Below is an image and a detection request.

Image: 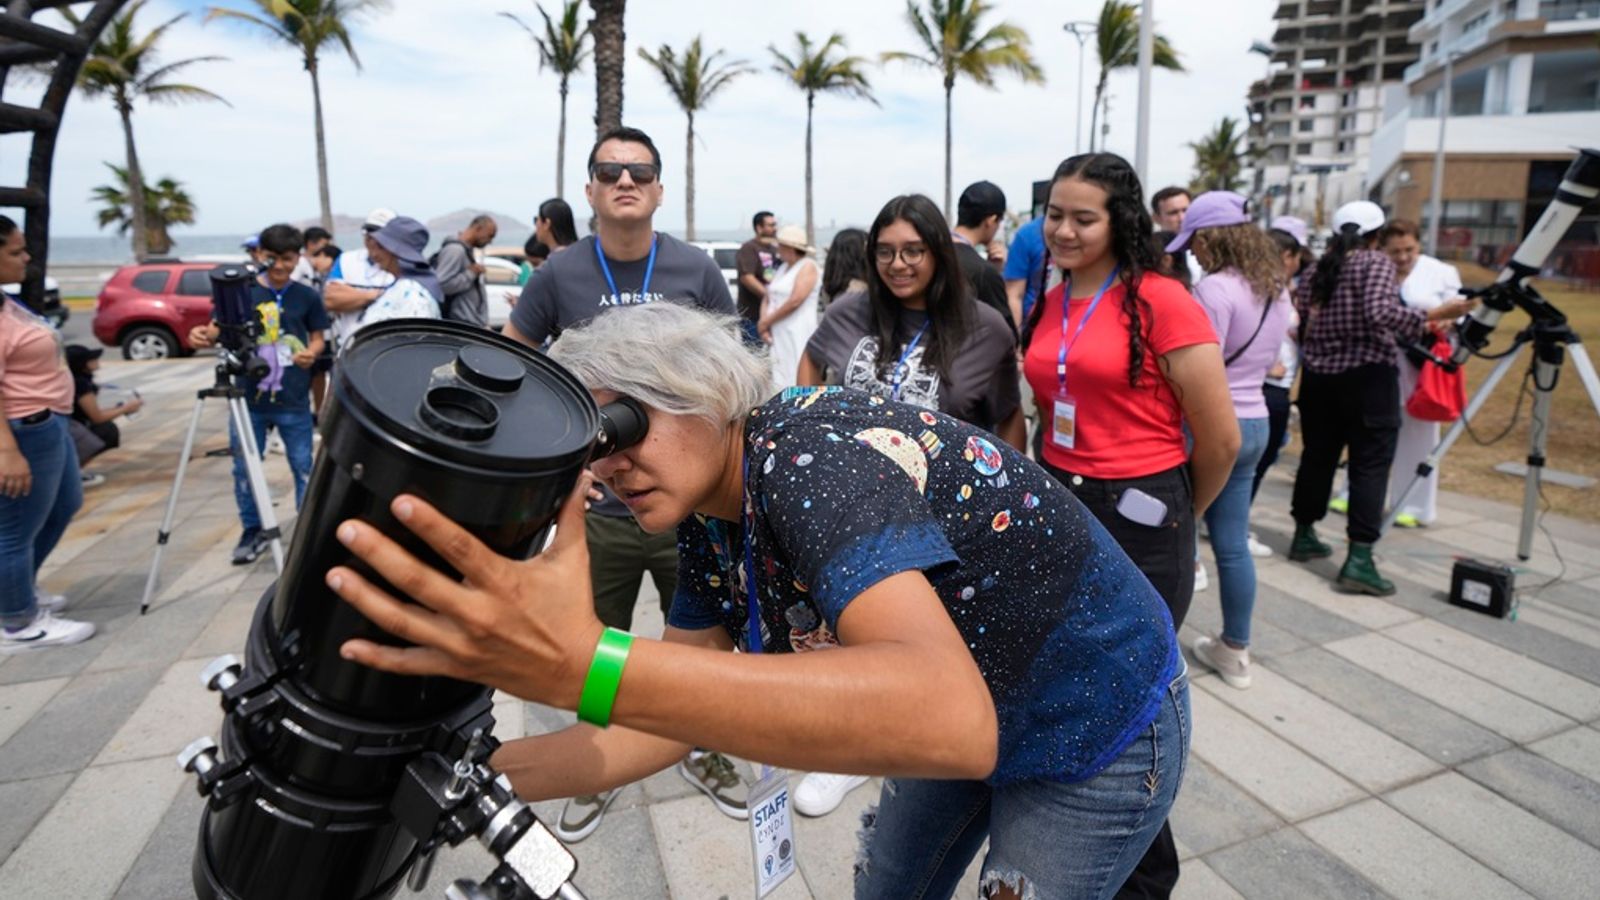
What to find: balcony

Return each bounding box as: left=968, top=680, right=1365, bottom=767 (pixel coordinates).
left=1403, top=8, right=1505, bottom=82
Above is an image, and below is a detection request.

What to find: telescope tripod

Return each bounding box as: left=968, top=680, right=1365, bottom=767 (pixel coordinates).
left=139, top=357, right=285, bottom=614
left=1385, top=317, right=1600, bottom=560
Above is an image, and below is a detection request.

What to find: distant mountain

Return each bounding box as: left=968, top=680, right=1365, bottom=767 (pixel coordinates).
left=426, top=209, right=530, bottom=239
left=293, top=213, right=367, bottom=234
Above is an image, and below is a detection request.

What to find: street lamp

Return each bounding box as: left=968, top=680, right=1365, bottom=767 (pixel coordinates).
left=1064, top=21, right=1097, bottom=155
left=1426, top=50, right=1460, bottom=257
left=1135, top=0, right=1155, bottom=188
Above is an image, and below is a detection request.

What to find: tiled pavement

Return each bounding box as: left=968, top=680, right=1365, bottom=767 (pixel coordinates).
left=2, top=355, right=1598, bottom=899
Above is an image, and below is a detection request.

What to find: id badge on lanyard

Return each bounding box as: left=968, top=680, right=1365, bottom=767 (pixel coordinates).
left=1052, top=267, right=1119, bottom=450
left=737, top=455, right=798, bottom=897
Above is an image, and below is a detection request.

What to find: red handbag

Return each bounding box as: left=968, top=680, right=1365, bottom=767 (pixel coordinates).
left=1406, top=333, right=1467, bottom=422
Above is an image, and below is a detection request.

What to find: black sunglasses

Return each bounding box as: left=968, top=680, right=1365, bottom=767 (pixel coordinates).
left=590, top=162, right=660, bottom=185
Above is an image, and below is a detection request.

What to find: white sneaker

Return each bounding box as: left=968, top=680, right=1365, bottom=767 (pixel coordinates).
left=794, top=772, right=869, bottom=817
left=1194, top=563, right=1210, bottom=592
left=34, top=587, right=68, bottom=613
left=1192, top=634, right=1252, bottom=690
left=1, top=611, right=95, bottom=654
left=1247, top=532, right=1273, bottom=558
left=265, top=431, right=285, bottom=455
left=553, top=789, right=618, bottom=843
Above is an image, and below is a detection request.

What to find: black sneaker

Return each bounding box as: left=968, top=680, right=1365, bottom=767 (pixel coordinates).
left=231, top=528, right=263, bottom=565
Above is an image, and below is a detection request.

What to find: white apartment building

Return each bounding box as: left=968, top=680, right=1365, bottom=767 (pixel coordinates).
left=1367, top=0, right=1600, bottom=278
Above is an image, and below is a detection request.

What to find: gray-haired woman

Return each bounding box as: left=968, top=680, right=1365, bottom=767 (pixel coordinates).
left=326, top=303, right=1189, bottom=899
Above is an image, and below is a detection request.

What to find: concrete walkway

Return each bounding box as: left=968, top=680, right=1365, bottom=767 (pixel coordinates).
left=2, top=355, right=1598, bottom=899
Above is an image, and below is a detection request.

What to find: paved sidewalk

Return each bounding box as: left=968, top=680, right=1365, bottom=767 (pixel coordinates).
left=2, top=355, right=1598, bottom=899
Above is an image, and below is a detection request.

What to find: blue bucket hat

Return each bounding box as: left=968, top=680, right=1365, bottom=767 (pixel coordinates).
left=370, top=216, right=430, bottom=266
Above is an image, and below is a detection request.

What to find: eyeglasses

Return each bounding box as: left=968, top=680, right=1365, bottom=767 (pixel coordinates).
left=874, top=245, right=927, bottom=267
left=590, top=162, right=660, bottom=185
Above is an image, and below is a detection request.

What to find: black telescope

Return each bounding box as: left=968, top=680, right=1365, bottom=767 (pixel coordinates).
left=179, top=320, right=647, bottom=899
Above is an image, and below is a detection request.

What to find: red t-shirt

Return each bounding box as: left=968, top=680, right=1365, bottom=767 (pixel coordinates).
left=1023, top=272, right=1217, bottom=478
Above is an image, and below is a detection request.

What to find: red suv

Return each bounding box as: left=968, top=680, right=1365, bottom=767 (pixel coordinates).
left=93, top=261, right=221, bottom=360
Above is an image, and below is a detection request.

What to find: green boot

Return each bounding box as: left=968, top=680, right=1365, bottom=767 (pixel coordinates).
left=1337, top=542, right=1395, bottom=596
left=1288, top=522, right=1333, bottom=561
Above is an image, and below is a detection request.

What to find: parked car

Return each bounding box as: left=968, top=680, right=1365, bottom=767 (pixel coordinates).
left=1, top=275, right=66, bottom=327
left=481, top=255, right=522, bottom=330
left=93, top=261, right=223, bottom=360
left=690, top=241, right=741, bottom=296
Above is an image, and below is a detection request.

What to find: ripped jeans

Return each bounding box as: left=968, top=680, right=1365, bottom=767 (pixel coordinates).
left=854, top=670, right=1189, bottom=900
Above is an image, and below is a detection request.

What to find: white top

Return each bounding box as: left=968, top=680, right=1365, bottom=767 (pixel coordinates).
left=328, top=248, right=396, bottom=348
left=1399, top=255, right=1462, bottom=312
left=356, top=278, right=440, bottom=334
left=764, top=258, right=821, bottom=390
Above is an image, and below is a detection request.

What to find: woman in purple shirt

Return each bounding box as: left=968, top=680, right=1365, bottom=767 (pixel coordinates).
left=1165, top=193, right=1292, bottom=689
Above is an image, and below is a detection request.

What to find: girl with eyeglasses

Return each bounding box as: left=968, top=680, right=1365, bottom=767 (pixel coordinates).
left=799, top=194, right=1025, bottom=451
left=1019, top=154, right=1237, bottom=896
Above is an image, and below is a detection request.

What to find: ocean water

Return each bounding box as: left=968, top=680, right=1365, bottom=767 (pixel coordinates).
left=47, top=226, right=844, bottom=265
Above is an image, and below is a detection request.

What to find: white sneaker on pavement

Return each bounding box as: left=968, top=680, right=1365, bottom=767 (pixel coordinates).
left=265, top=431, right=285, bottom=455
left=794, top=772, right=869, bottom=817
left=678, top=751, right=748, bottom=819
left=1192, top=634, right=1252, bottom=690
left=1194, top=563, right=1210, bottom=592
left=1, top=611, right=95, bottom=654
left=1247, top=532, right=1273, bottom=558
left=553, top=790, right=618, bottom=843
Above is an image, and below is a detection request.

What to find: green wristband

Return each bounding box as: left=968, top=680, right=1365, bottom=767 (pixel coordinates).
left=577, top=627, right=634, bottom=728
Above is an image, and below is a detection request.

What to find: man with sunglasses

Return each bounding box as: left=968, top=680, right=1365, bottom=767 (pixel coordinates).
left=505, top=126, right=739, bottom=842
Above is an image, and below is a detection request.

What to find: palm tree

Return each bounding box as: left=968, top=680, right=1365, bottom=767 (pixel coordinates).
left=589, top=0, right=626, bottom=136
left=636, top=37, right=749, bottom=240
left=62, top=0, right=226, bottom=260
left=501, top=0, right=591, bottom=199
left=92, top=164, right=198, bottom=256
left=769, top=32, right=877, bottom=245
left=884, top=0, right=1043, bottom=220
left=1187, top=117, right=1251, bottom=193
left=206, top=0, right=389, bottom=231
left=1090, top=0, right=1182, bottom=153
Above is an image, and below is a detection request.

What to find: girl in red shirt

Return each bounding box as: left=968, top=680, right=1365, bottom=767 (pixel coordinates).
left=1020, top=155, right=1238, bottom=895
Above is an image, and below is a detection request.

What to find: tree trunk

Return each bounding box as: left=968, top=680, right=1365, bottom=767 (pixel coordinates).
left=148, top=220, right=173, bottom=256
left=557, top=78, right=569, bottom=199
left=943, top=76, right=954, bottom=223
left=684, top=110, right=695, bottom=241
left=590, top=0, right=626, bottom=137
left=1090, top=72, right=1106, bottom=153
left=117, top=100, right=149, bottom=260
left=308, top=58, right=334, bottom=232
left=804, top=90, right=815, bottom=246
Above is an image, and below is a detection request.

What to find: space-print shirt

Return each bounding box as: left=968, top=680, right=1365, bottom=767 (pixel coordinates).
left=669, top=387, right=1179, bottom=785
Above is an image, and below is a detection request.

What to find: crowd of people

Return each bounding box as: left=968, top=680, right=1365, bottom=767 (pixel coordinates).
left=1, top=122, right=1477, bottom=898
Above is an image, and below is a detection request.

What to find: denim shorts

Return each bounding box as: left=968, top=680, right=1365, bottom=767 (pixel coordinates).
left=854, top=668, right=1191, bottom=899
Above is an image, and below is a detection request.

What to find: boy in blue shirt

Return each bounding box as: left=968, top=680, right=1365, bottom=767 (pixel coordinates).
left=189, top=224, right=329, bottom=563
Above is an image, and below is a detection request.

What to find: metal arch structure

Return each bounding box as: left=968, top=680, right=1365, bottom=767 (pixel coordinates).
left=0, top=0, right=131, bottom=310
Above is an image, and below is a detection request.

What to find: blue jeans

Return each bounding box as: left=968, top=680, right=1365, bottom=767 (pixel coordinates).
left=229, top=406, right=314, bottom=531
left=1203, top=417, right=1269, bottom=647
left=1, top=414, right=82, bottom=628
left=854, top=671, right=1190, bottom=900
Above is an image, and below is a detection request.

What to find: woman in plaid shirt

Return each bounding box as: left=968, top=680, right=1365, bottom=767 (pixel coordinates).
left=1287, top=202, right=1472, bottom=594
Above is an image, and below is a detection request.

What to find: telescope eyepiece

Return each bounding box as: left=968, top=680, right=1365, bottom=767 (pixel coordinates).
left=593, top=397, right=649, bottom=461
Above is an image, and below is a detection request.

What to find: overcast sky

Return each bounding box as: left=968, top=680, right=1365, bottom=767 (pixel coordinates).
left=10, top=0, right=1279, bottom=237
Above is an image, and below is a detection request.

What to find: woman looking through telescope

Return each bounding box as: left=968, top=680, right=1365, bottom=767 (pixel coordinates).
left=324, top=302, right=1190, bottom=900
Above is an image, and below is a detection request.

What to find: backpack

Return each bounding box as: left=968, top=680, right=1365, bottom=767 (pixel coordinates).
left=428, top=237, right=472, bottom=320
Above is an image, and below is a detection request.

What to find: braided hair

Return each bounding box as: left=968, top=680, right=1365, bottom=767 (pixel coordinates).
left=1309, top=223, right=1379, bottom=307
left=1021, top=153, right=1161, bottom=388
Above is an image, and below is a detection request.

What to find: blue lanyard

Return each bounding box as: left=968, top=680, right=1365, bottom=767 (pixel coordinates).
left=889, top=320, right=931, bottom=402
left=739, top=455, right=763, bottom=654
left=593, top=234, right=658, bottom=301
left=1056, top=266, right=1120, bottom=395
left=259, top=276, right=290, bottom=311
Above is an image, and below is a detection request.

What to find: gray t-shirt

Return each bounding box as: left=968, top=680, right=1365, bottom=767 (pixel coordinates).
left=511, top=233, right=733, bottom=343
left=804, top=292, right=1021, bottom=432
left=511, top=232, right=734, bottom=516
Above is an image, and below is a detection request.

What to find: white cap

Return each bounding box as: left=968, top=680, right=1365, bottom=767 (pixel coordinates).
left=362, top=207, right=398, bottom=231
left=1331, top=200, right=1385, bottom=235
